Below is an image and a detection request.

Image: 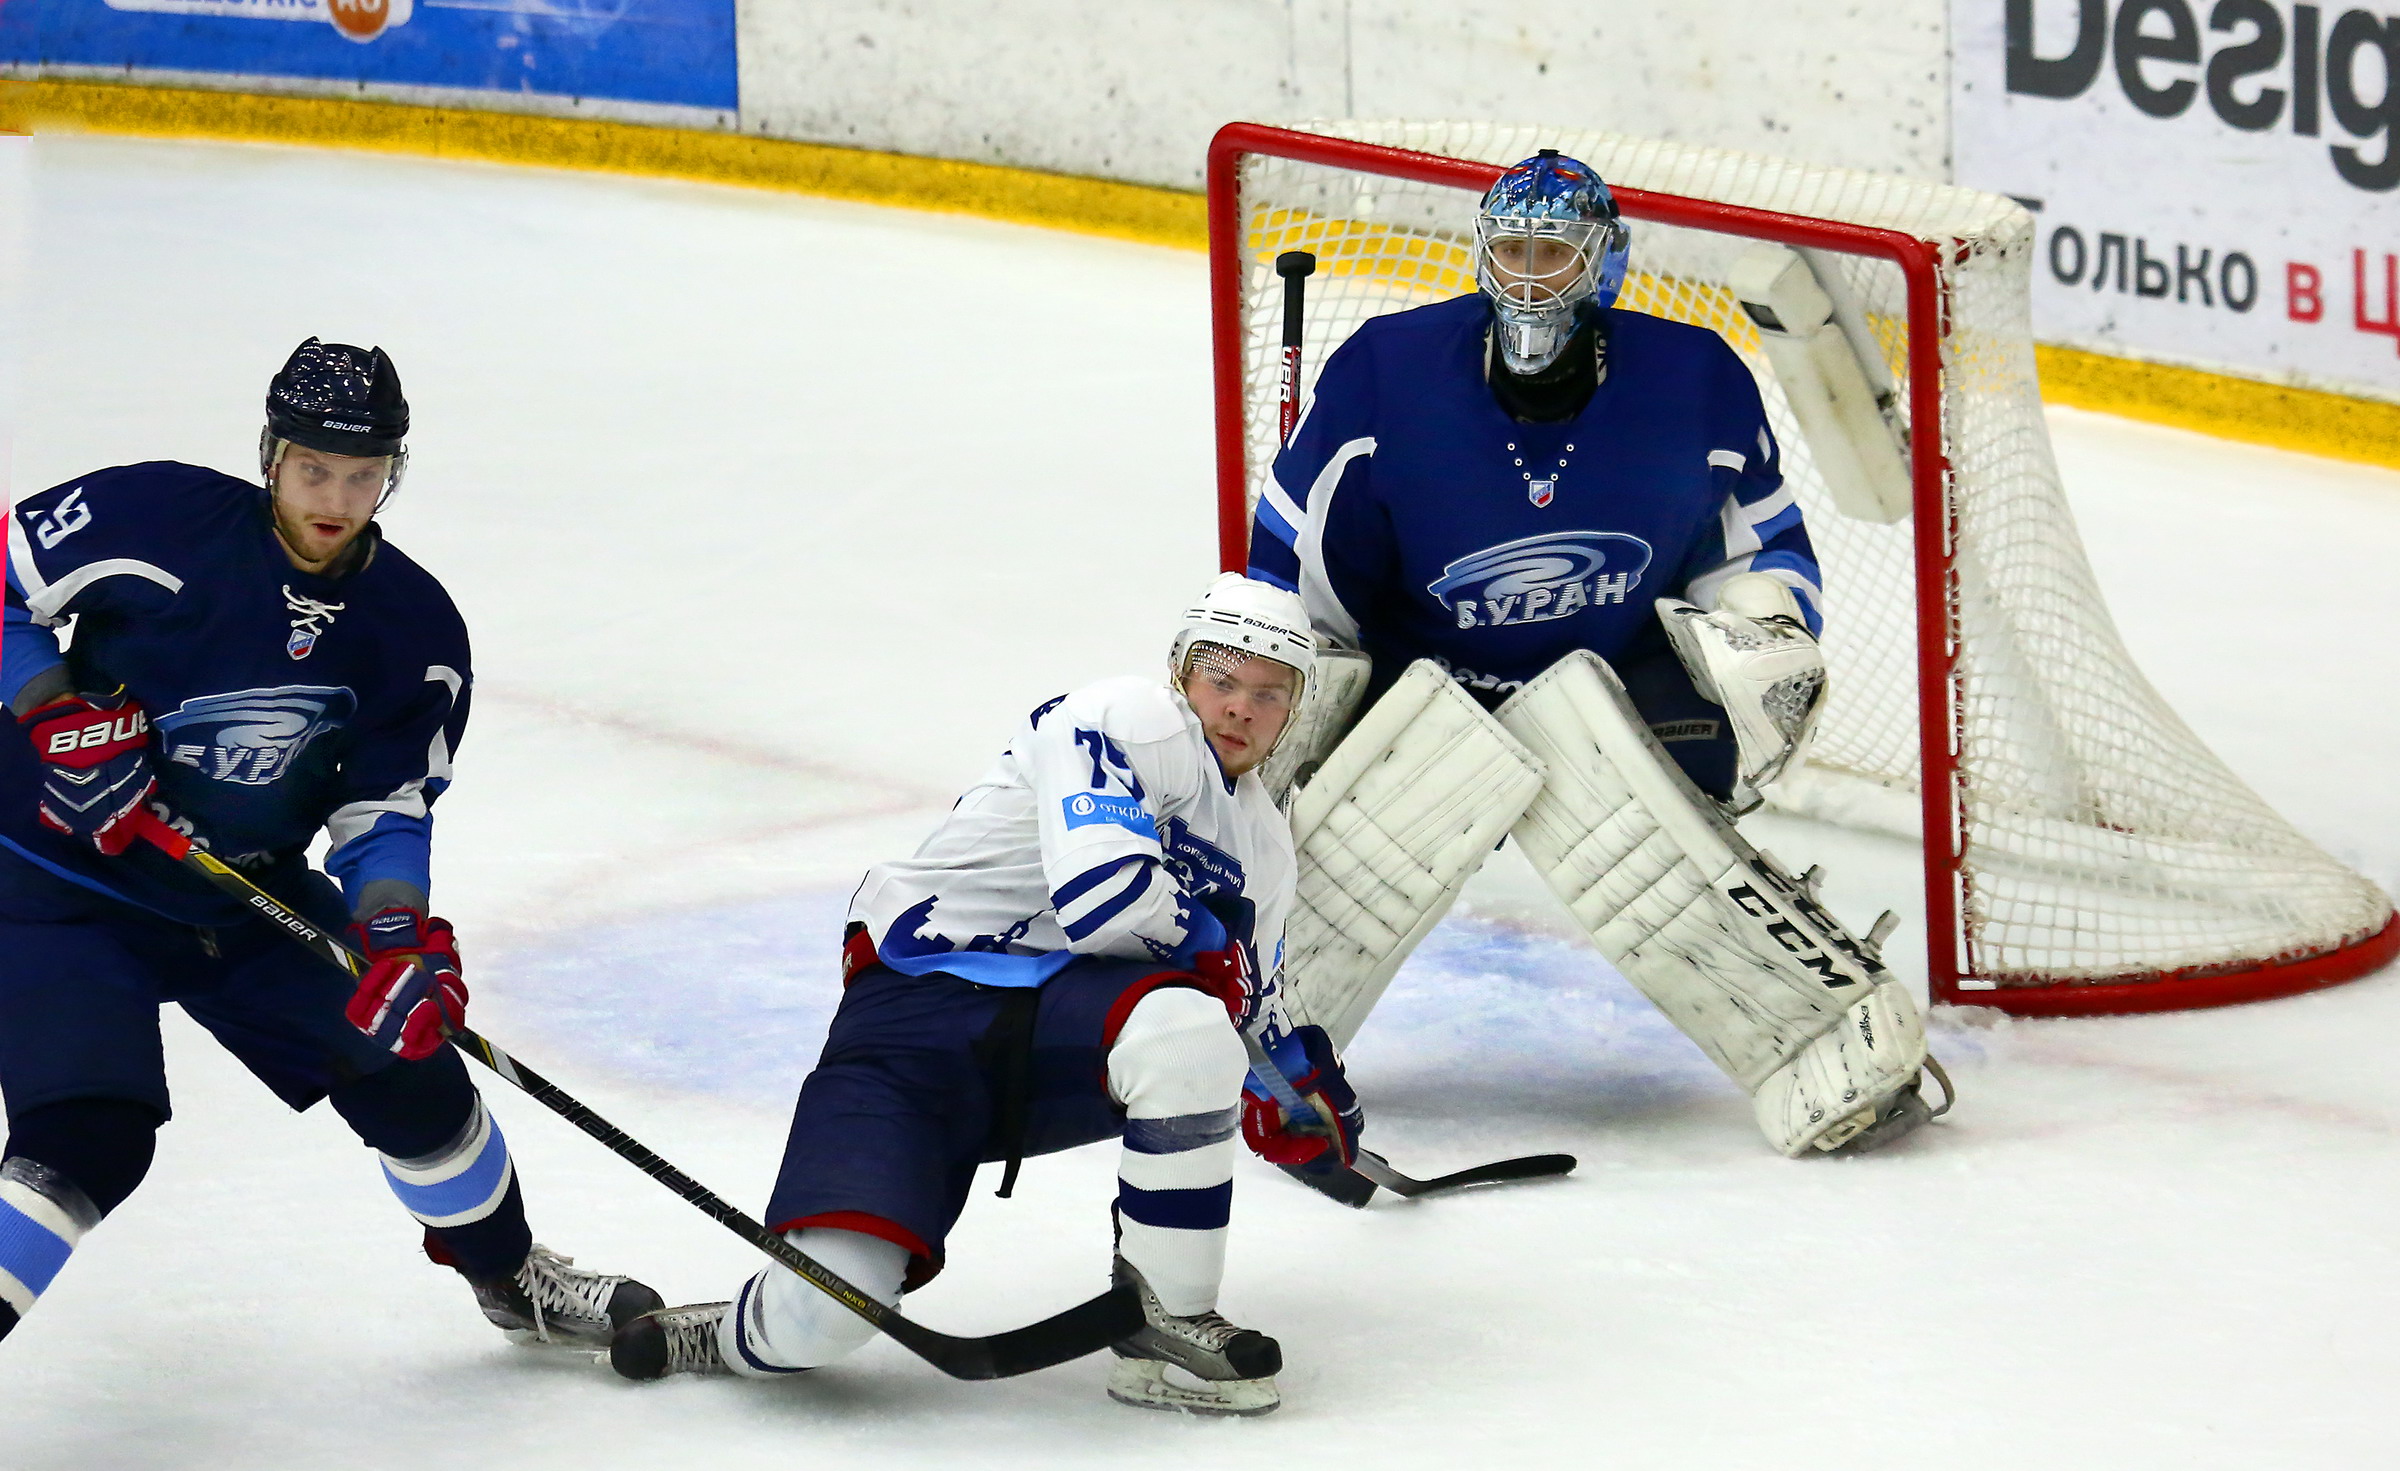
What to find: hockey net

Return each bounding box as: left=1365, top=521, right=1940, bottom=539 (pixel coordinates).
left=1209, top=120, right=2396, bottom=1015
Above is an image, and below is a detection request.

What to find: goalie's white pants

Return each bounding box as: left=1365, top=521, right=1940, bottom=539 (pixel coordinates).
left=722, top=987, right=1247, bottom=1375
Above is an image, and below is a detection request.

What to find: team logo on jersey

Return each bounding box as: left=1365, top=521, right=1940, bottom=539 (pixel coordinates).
left=284, top=587, right=347, bottom=661
left=1425, top=531, right=1654, bottom=630
left=155, top=686, right=356, bottom=786
left=1161, top=817, right=1245, bottom=900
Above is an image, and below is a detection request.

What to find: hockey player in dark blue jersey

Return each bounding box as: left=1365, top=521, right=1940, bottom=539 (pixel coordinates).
left=1250, top=153, right=1948, bottom=1158
left=0, top=339, right=659, bottom=1351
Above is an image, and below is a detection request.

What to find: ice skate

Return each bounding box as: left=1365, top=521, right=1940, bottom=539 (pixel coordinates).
left=609, top=1301, right=735, bottom=1381
left=1105, top=1258, right=1281, bottom=1417
left=470, top=1243, right=663, bottom=1347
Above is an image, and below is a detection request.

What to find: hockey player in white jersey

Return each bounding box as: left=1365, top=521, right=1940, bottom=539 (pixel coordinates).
left=1251, top=151, right=1947, bottom=1159
left=607, top=575, right=1360, bottom=1416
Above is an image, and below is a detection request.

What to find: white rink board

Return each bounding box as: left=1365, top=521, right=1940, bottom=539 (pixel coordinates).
left=1954, top=0, right=2400, bottom=404
left=7, top=136, right=2400, bottom=1469
left=737, top=0, right=1951, bottom=190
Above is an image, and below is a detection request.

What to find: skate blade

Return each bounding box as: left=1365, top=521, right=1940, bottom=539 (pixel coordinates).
left=1106, top=1355, right=1281, bottom=1417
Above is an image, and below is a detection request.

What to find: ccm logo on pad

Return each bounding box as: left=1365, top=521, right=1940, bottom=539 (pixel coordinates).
left=46, top=714, right=147, bottom=755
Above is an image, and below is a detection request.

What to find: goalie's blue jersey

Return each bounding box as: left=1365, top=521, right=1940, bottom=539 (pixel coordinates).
left=1248, top=295, right=1821, bottom=702
left=2, top=462, right=471, bottom=926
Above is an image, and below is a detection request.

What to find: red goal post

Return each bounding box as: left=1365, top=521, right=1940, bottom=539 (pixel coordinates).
left=1207, top=120, right=2398, bottom=1016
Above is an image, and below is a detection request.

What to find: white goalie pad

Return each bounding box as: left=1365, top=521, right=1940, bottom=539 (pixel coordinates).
left=1283, top=661, right=1546, bottom=1050
left=1496, top=651, right=1927, bottom=1156
left=1658, top=573, right=1828, bottom=806
left=1261, top=647, right=1373, bottom=803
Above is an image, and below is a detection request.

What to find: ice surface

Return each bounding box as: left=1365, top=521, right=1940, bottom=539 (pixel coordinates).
left=6, top=135, right=2396, bottom=1469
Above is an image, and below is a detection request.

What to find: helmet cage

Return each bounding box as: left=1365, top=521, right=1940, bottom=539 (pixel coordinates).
left=1174, top=639, right=1308, bottom=764
left=1474, top=214, right=1610, bottom=316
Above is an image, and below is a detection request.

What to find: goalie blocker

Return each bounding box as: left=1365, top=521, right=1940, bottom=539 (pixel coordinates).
left=1277, top=594, right=1946, bottom=1156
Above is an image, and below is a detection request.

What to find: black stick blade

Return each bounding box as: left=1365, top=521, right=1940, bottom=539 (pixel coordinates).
left=883, top=1282, right=1144, bottom=1381
left=1277, top=1159, right=1377, bottom=1208
left=1355, top=1151, right=1578, bottom=1199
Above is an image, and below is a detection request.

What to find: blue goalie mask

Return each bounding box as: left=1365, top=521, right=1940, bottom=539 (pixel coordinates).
left=1474, top=150, right=1631, bottom=375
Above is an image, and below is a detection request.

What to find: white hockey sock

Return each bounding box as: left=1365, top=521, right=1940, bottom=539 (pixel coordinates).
left=720, top=1227, right=909, bottom=1377
left=1106, top=986, right=1247, bottom=1318
left=376, top=1095, right=515, bottom=1230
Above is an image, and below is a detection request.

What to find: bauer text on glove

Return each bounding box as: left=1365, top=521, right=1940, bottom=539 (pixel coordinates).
left=344, top=908, right=468, bottom=1061
left=19, top=689, right=159, bottom=856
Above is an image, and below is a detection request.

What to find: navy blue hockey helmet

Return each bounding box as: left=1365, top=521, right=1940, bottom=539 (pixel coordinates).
left=264, top=337, right=409, bottom=460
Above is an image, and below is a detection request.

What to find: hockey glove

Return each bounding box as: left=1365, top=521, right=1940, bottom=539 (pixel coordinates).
left=1183, top=890, right=1271, bottom=1027
left=343, top=908, right=468, bottom=1061
left=1241, top=1024, right=1364, bottom=1172
left=19, top=690, right=159, bottom=857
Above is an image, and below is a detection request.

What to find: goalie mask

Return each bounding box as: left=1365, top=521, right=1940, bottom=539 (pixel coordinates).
left=1474, top=150, right=1631, bottom=376
left=1170, top=574, right=1317, bottom=762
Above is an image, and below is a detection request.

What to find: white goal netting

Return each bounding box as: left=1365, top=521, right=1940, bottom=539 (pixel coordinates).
left=1223, top=120, right=2391, bottom=997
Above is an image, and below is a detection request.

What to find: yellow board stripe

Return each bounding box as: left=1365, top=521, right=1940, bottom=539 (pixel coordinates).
left=2036, top=345, right=2400, bottom=472
left=15, top=77, right=2400, bottom=471
left=21, top=77, right=1208, bottom=250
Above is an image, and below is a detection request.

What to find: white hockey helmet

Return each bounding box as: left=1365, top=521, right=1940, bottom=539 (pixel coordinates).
left=1170, top=573, right=1316, bottom=689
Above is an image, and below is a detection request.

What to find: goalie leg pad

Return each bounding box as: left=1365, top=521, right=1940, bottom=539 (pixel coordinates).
left=1495, top=651, right=1928, bottom=1156
left=1284, top=661, right=1546, bottom=1050
left=1260, top=647, right=1373, bottom=802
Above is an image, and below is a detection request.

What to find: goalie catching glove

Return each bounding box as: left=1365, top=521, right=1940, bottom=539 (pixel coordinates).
left=344, top=908, right=469, bottom=1061
left=1658, top=571, right=1827, bottom=807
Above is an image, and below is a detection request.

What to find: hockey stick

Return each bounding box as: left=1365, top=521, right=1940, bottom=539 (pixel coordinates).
left=132, top=815, right=1139, bottom=1381
left=1275, top=249, right=1316, bottom=445
left=1350, top=1148, right=1577, bottom=1199
left=1242, top=1035, right=1576, bottom=1208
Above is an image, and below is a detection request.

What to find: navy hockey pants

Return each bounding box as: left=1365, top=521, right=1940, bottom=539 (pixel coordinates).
left=0, top=852, right=530, bottom=1278
left=762, top=957, right=1208, bottom=1286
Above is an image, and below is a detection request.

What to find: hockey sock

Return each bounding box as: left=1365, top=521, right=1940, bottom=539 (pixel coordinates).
left=720, top=1227, right=908, bottom=1376
left=0, top=1098, right=162, bottom=1336
left=0, top=1158, right=101, bottom=1341
left=333, top=1058, right=531, bottom=1281
left=1106, top=986, right=1247, bottom=1317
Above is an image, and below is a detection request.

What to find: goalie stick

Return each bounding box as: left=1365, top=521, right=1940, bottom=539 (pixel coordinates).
left=1276, top=250, right=1315, bottom=444
left=132, top=814, right=1139, bottom=1382
left=1242, top=1034, right=1576, bottom=1208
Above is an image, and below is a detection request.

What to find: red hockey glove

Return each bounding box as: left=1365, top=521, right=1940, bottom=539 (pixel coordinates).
left=343, top=908, right=468, bottom=1061
left=19, top=690, right=159, bottom=856
left=1241, top=1024, right=1364, bottom=1171
left=1183, top=892, right=1262, bottom=1025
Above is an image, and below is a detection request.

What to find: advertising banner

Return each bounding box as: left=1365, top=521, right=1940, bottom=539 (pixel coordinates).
left=0, top=0, right=736, bottom=114
left=1954, top=0, right=2400, bottom=404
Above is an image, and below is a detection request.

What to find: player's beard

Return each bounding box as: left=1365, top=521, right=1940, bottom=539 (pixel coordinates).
left=271, top=494, right=367, bottom=574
